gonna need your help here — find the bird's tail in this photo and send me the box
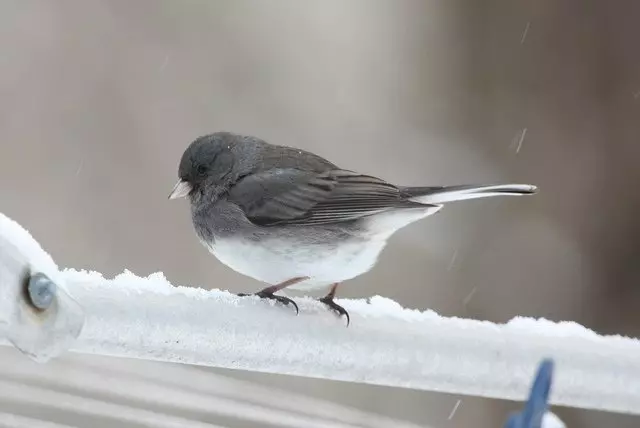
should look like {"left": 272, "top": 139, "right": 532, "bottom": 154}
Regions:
{"left": 402, "top": 184, "right": 537, "bottom": 205}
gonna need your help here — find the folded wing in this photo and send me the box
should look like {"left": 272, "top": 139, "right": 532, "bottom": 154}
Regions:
{"left": 227, "top": 168, "right": 431, "bottom": 226}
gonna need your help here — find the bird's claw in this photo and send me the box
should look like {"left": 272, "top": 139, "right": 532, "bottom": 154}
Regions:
{"left": 319, "top": 296, "right": 350, "bottom": 327}
{"left": 238, "top": 291, "right": 299, "bottom": 315}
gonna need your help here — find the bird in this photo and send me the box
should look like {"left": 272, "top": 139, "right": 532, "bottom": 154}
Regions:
{"left": 169, "top": 132, "right": 537, "bottom": 325}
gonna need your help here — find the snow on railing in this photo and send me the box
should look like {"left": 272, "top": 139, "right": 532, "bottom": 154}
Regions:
{"left": 1, "top": 211, "right": 639, "bottom": 418}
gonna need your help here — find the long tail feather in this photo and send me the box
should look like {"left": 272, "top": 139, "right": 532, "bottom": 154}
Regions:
{"left": 402, "top": 184, "right": 537, "bottom": 204}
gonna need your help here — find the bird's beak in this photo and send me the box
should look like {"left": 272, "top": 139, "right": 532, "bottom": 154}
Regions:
{"left": 168, "top": 180, "right": 192, "bottom": 200}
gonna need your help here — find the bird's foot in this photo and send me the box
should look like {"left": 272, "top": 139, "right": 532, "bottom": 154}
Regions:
{"left": 318, "top": 295, "right": 350, "bottom": 327}
{"left": 238, "top": 289, "right": 299, "bottom": 315}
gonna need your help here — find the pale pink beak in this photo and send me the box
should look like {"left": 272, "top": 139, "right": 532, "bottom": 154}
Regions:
{"left": 168, "top": 180, "right": 192, "bottom": 199}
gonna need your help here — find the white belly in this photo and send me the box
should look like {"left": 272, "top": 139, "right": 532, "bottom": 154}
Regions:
{"left": 202, "top": 205, "right": 442, "bottom": 293}
{"left": 204, "top": 236, "right": 388, "bottom": 291}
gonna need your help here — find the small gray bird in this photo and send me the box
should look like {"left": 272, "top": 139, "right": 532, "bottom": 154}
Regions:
{"left": 169, "top": 132, "right": 537, "bottom": 325}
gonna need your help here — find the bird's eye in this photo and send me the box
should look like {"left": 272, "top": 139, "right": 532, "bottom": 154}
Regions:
{"left": 196, "top": 165, "right": 207, "bottom": 175}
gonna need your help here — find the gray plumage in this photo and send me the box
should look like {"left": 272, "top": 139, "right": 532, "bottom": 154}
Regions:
{"left": 169, "top": 131, "right": 537, "bottom": 313}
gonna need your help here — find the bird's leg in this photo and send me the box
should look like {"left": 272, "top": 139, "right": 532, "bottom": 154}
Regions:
{"left": 318, "top": 283, "right": 350, "bottom": 326}
{"left": 237, "top": 276, "right": 309, "bottom": 315}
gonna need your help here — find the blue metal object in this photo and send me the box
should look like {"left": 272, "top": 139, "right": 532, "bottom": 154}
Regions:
{"left": 27, "top": 272, "right": 57, "bottom": 310}
{"left": 504, "top": 359, "right": 555, "bottom": 428}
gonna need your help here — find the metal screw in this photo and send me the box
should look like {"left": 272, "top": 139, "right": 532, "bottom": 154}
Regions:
{"left": 27, "top": 272, "right": 57, "bottom": 310}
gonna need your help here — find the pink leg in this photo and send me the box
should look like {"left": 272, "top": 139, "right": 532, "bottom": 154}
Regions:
{"left": 318, "top": 283, "right": 350, "bottom": 326}
{"left": 238, "top": 276, "right": 309, "bottom": 314}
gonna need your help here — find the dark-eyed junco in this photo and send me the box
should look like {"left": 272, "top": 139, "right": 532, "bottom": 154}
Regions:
{"left": 169, "top": 132, "right": 537, "bottom": 325}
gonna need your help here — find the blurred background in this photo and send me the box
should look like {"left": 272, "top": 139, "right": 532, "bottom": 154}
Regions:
{"left": 1, "top": 0, "right": 639, "bottom": 426}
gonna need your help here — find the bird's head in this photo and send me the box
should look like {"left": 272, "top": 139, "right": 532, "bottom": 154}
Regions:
{"left": 169, "top": 132, "right": 242, "bottom": 203}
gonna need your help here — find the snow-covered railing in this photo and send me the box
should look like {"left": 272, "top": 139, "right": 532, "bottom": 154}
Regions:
{"left": 1, "top": 211, "right": 639, "bottom": 418}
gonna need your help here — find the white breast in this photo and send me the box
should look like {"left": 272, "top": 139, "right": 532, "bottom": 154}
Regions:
{"left": 204, "top": 236, "right": 388, "bottom": 291}
{"left": 203, "top": 205, "right": 442, "bottom": 293}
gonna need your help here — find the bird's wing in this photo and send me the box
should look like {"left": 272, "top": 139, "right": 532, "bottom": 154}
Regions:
{"left": 226, "top": 168, "right": 431, "bottom": 226}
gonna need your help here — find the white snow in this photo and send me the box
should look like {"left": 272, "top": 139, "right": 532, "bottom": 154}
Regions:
{"left": 1, "top": 211, "right": 640, "bottom": 417}
{"left": 0, "top": 213, "right": 84, "bottom": 362}
{"left": 542, "top": 412, "right": 566, "bottom": 428}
